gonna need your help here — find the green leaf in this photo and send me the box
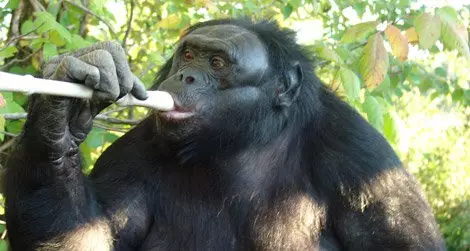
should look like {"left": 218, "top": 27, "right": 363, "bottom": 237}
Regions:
{"left": 0, "top": 239, "right": 8, "bottom": 251}
{"left": 339, "top": 67, "right": 361, "bottom": 101}
{"left": 104, "top": 132, "right": 119, "bottom": 143}
{"left": 5, "top": 0, "right": 20, "bottom": 9}
{"left": 359, "top": 33, "right": 389, "bottom": 89}
{"left": 312, "top": 43, "right": 344, "bottom": 64}
{"left": 439, "top": 17, "right": 470, "bottom": 60}
{"left": 436, "top": 6, "right": 459, "bottom": 23}
{"left": 85, "top": 128, "right": 106, "bottom": 148}
{"left": 0, "top": 100, "right": 24, "bottom": 114}
{"left": 341, "top": 21, "right": 378, "bottom": 43}
{"left": 414, "top": 13, "right": 441, "bottom": 49}
{"left": 383, "top": 113, "right": 397, "bottom": 143}
{"left": 452, "top": 88, "right": 464, "bottom": 102}
{"left": 21, "top": 20, "right": 35, "bottom": 34}
{"left": 49, "top": 30, "right": 66, "bottom": 46}
{"left": 0, "top": 46, "right": 18, "bottom": 59}
{"left": 352, "top": 3, "right": 367, "bottom": 18}
{"left": 43, "top": 42, "right": 58, "bottom": 61}
{"left": 33, "top": 11, "right": 72, "bottom": 42}
{"left": 0, "top": 116, "right": 5, "bottom": 142}
{"left": 6, "top": 120, "right": 24, "bottom": 135}
{"left": 434, "top": 67, "right": 447, "bottom": 78}
{"left": 363, "top": 95, "right": 384, "bottom": 132}
{"left": 281, "top": 4, "right": 293, "bottom": 19}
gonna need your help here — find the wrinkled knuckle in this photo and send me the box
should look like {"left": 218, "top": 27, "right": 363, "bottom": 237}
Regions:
{"left": 104, "top": 41, "right": 125, "bottom": 54}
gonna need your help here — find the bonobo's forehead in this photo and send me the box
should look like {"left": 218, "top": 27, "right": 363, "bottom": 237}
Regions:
{"left": 183, "top": 24, "right": 269, "bottom": 80}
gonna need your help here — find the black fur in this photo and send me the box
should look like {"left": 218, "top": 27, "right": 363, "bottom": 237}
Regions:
{"left": 5, "top": 19, "right": 445, "bottom": 250}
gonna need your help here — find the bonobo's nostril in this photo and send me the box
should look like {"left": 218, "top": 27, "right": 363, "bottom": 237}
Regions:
{"left": 185, "top": 76, "right": 195, "bottom": 84}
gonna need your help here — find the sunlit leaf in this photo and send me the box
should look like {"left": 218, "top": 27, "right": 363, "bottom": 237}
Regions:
{"left": 359, "top": 33, "right": 389, "bottom": 89}
{"left": 436, "top": 6, "right": 459, "bottom": 23}
{"left": 405, "top": 27, "right": 419, "bottom": 44}
{"left": 5, "top": 0, "right": 20, "bottom": 9}
{"left": 312, "top": 43, "right": 344, "bottom": 64}
{"left": 0, "top": 46, "right": 18, "bottom": 60}
{"left": 363, "top": 95, "right": 383, "bottom": 132}
{"left": 385, "top": 24, "right": 408, "bottom": 61}
{"left": 33, "top": 11, "right": 72, "bottom": 42}
{"left": 341, "top": 21, "right": 378, "bottom": 43}
{"left": 281, "top": 4, "right": 293, "bottom": 19}
{"left": 49, "top": 30, "right": 67, "bottom": 46}
{"left": 0, "top": 116, "right": 5, "bottom": 142}
{"left": 383, "top": 113, "right": 397, "bottom": 143}
{"left": 20, "top": 20, "right": 35, "bottom": 35}
{"left": 156, "top": 14, "right": 182, "bottom": 30}
{"left": 414, "top": 13, "right": 441, "bottom": 49}
{"left": 439, "top": 16, "right": 470, "bottom": 60}
{"left": 43, "top": 42, "right": 58, "bottom": 61}
{"left": 339, "top": 67, "right": 361, "bottom": 101}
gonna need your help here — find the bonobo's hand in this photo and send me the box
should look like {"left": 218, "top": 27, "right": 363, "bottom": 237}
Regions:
{"left": 24, "top": 41, "right": 147, "bottom": 159}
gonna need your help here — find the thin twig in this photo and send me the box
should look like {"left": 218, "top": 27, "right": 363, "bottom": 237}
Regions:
{"left": 30, "top": 0, "right": 46, "bottom": 12}
{"left": 78, "top": 0, "right": 89, "bottom": 37}
{"left": 9, "top": 0, "right": 25, "bottom": 38}
{"left": 2, "top": 112, "right": 142, "bottom": 125}
{"left": 0, "top": 49, "right": 40, "bottom": 70}
{"left": 63, "top": 0, "right": 116, "bottom": 37}
{"left": 0, "top": 138, "right": 16, "bottom": 152}
{"left": 93, "top": 123, "right": 129, "bottom": 133}
{"left": 1, "top": 25, "right": 43, "bottom": 50}
{"left": 122, "top": 0, "right": 135, "bottom": 49}
{"left": 0, "top": 131, "right": 18, "bottom": 137}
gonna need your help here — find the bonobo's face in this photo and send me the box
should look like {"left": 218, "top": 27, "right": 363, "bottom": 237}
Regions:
{"left": 157, "top": 24, "right": 273, "bottom": 138}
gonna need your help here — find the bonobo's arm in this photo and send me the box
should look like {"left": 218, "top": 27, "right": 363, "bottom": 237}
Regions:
{"left": 4, "top": 42, "right": 148, "bottom": 250}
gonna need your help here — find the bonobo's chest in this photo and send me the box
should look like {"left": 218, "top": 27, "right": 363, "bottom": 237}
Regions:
{"left": 139, "top": 186, "right": 325, "bottom": 250}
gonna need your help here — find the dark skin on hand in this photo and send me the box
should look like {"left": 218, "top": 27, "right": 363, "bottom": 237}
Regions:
{"left": 4, "top": 19, "right": 446, "bottom": 251}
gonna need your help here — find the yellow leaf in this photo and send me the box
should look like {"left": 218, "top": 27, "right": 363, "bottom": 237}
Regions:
{"left": 405, "top": 27, "right": 419, "bottom": 44}
{"left": 156, "top": 14, "right": 182, "bottom": 30}
{"left": 414, "top": 13, "right": 441, "bottom": 49}
{"left": 359, "top": 33, "right": 389, "bottom": 89}
{"left": 385, "top": 24, "right": 409, "bottom": 61}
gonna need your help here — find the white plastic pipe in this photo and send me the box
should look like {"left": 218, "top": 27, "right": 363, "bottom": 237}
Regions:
{"left": 0, "top": 71, "right": 174, "bottom": 111}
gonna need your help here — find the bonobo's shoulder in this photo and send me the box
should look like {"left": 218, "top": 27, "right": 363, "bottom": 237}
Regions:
{"left": 90, "top": 116, "right": 159, "bottom": 177}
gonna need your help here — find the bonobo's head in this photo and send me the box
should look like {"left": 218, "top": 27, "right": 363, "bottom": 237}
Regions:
{"left": 154, "top": 19, "right": 320, "bottom": 156}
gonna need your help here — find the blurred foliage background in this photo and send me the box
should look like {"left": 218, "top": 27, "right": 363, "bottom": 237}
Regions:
{"left": 0, "top": 0, "right": 469, "bottom": 250}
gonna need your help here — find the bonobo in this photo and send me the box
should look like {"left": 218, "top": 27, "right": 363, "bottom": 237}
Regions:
{"left": 5, "top": 18, "right": 445, "bottom": 250}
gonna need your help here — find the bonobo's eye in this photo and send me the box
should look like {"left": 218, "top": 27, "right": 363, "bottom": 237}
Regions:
{"left": 210, "top": 56, "right": 226, "bottom": 70}
{"left": 183, "top": 49, "right": 194, "bottom": 61}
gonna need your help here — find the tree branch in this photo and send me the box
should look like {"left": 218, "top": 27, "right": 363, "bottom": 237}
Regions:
{"left": 63, "top": 0, "right": 116, "bottom": 37}
{"left": 0, "top": 49, "right": 40, "bottom": 70}
{"left": 122, "top": 0, "right": 135, "bottom": 50}
{"left": 2, "top": 113, "right": 142, "bottom": 125}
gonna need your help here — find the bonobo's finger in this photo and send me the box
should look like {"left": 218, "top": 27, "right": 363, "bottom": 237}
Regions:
{"left": 49, "top": 56, "right": 100, "bottom": 87}
{"left": 77, "top": 50, "right": 120, "bottom": 101}
{"left": 96, "top": 42, "right": 134, "bottom": 96}
{"left": 130, "top": 75, "right": 148, "bottom": 100}
{"left": 68, "top": 41, "right": 134, "bottom": 96}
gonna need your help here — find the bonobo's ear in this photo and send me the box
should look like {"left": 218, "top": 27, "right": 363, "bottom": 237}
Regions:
{"left": 275, "top": 61, "right": 303, "bottom": 108}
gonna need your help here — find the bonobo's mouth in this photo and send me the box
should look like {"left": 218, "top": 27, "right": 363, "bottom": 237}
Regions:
{"left": 158, "top": 95, "right": 195, "bottom": 121}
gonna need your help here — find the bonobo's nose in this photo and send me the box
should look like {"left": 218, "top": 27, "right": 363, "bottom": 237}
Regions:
{"left": 178, "top": 68, "right": 201, "bottom": 85}
{"left": 179, "top": 74, "right": 195, "bottom": 84}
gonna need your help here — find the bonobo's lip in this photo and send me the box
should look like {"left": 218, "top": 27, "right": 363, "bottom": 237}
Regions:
{"left": 158, "top": 94, "right": 195, "bottom": 121}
